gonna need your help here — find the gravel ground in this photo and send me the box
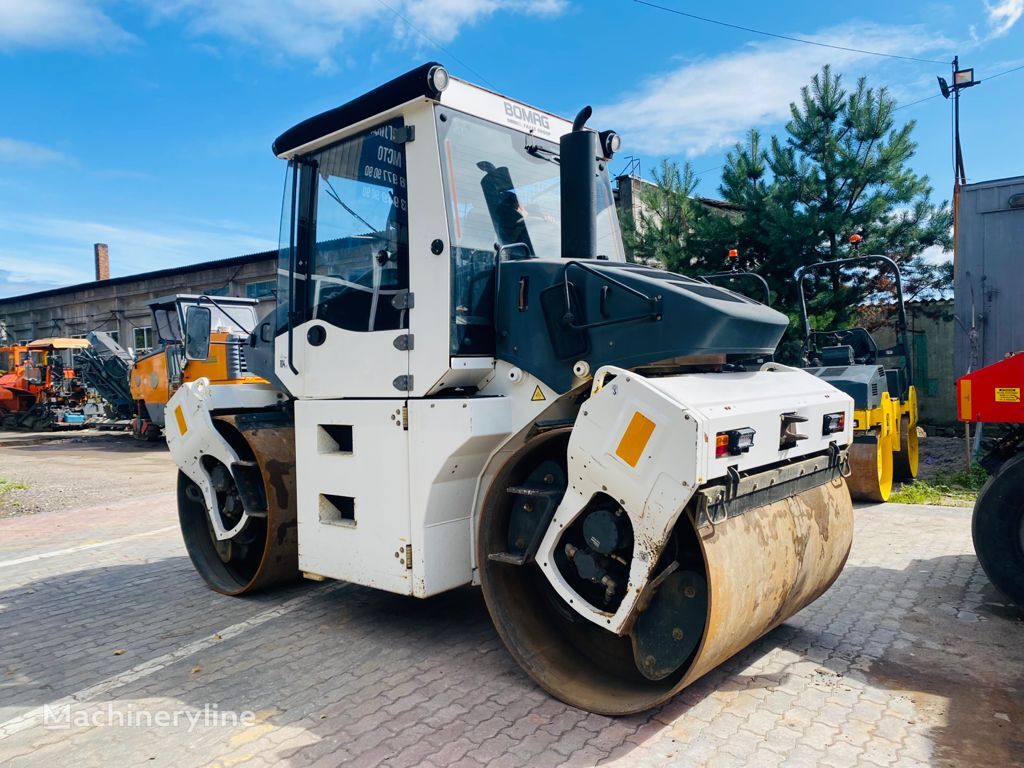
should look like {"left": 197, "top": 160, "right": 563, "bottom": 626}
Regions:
{"left": 0, "top": 432, "right": 176, "bottom": 518}
{"left": 915, "top": 433, "right": 972, "bottom": 481}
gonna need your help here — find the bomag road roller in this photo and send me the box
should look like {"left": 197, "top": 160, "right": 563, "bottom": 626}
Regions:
{"left": 796, "top": 252, "right": 919, "bottom": 502}
{"left": 164, "top": 63, "right": 856, "bottom": 715}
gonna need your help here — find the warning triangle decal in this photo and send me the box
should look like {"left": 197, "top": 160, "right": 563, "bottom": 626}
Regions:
{"left": 531, "top": 386, "right": 546, "bottom": 402}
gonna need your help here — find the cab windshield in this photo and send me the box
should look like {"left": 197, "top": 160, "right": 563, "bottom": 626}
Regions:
{"left": 436, "top": 107, "right": 624, "bottom": 355}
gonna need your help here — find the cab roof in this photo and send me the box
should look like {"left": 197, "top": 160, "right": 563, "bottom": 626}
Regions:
{"left": 27, "top": 338, "right": 90, "bottom": 350}
{"left": 273, "top": 62, "right": 443, "bottom": 157}
{"left": 145, "top": 294, "right": 260, "bottom": 308}
{"left": 272, "top": 61, "right": 574, "bottom": 158}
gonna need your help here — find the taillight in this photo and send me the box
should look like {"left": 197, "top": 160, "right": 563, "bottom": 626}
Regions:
{"left": 822, "top": 412, "right": 845, "bottom": 435}
{"left": 716, "top": 427, "right": 756, "bottom": 457}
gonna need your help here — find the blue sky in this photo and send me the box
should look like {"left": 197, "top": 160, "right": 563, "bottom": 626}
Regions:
{"left": 1, "top": 0, "right": 1021, "bottom": 297}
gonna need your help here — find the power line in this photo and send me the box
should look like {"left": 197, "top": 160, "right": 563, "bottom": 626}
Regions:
{"left": 986, "top": 62, "right": 1024, "bottom": 81}
{"left": 894, "top": 93, "right": 942, "bottom": 111}
{"left": 894, "top": 61, "right": 1024, "bottom": 111}
{"left": 689, "top": 60, "right": 1024, "bottom": 182}
{"left": 373, "top": 0, "right": 497, "bottom": 89}
{"left": 694, "top": 164, "right": 724, "bottom": 177}
{"left": 633, "top": 0, "right": 949, "bottom": 65}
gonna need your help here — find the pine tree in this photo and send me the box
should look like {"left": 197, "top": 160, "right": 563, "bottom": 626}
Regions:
{"left": 624, "top": 65, "right": 953, "bottom": 362}
{"left": 620, "top": 159, "right": 706, "bottom": 272}
{"left": 770, "top": 66, "right": 951, "bottom": 327}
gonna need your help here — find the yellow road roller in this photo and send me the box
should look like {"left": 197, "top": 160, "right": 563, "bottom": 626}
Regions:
{"left": 164, "top": 63, "right": 856, "bottom": 714}
{"left": 797, "top": 254, "right": 919, "bottom": 501}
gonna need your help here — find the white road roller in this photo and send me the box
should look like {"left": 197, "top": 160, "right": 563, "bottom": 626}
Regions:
{"left": 166, "top": 63, "right": 855, "bottom": 715}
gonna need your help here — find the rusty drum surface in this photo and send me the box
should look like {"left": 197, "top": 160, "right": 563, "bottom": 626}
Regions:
{"left": 221, "top": 414, "right": 299, "bottom": 593}
{"left": 478, "top": 437, "right": 854, "bottom": 716}
{"left": 177, "top": 414, "right": 298, "bottom": 596}
{"left": 847, "top": 433, "right": 893, "bottom": 502}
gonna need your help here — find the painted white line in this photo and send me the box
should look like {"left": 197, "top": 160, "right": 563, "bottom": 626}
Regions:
{"left": 0, "top": 526, "right": 178, "bottom": 570}
{"left": 0, "top": 582, "right": 345, "bottom": 738}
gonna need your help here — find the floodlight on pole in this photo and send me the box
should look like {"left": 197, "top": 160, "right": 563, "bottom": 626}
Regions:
{"left": 939, "top": 56, "right": 981, "bottom": 187}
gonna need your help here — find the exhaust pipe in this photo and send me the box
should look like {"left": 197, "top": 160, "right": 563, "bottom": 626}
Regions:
{"left": 559, "top": 106, "right": 599, "bottom": 260}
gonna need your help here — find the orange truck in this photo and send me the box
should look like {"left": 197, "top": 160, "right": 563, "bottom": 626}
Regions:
{"left": 0, "top": 338, "right": 90, "bottom": 430}
{"left": 129, "top": 295, "right": 264, "bottom": 439}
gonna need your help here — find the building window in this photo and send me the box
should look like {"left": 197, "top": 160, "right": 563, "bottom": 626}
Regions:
{"left": 245, "top": 280, "right": 276, "bottom": 299}
{"left": 206, "top": 286, "right": 230, "bottom": 297}
{"left": 134, "top": 326, "right": 154, "bottom": 353}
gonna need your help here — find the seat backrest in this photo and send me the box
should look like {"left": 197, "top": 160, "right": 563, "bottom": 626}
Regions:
{"left": 820, "top": 345, "right": 855, "bottom": 366}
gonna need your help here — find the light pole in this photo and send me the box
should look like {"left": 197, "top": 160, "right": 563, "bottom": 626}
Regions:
{"left": 937, "top": 56, "right": 980, "bottom": 187}
{"left": 938, "top": 57, "right": 980, "bottom": 467}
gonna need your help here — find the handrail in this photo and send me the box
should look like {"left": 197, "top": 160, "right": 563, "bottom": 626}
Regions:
{"left": 794, "top": 254, "right": 911, "bottom": 385}
{"left": 700, "top": 270, "right": 772, "bottom": 306}
{"left": 560, "top": 261, "right": 662, "bottom": 331}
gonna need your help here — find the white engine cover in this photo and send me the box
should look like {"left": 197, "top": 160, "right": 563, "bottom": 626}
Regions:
{"left": 535, "top": 363, "right": 853, "bottom": 634}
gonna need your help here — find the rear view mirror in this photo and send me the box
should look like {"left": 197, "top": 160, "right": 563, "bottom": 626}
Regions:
{"left": 184, "top": 306, "right": 212, "bottom": 361}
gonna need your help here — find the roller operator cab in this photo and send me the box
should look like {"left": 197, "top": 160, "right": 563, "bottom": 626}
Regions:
{"left": 165, "top": 63, "right": 855, "bottom": 714}
{"left": 128, "top": 295, "right": 266, "bottom": 439}
{"left": 797, "top": 255, "right": 920, "bottom": 502}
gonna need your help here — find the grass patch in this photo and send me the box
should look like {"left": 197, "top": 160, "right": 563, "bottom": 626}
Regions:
{"left": 889, "top": 464, "right": 989, "bottom": 505}
{"left": 0, "top": 477, "right": 27, "bottom": 496}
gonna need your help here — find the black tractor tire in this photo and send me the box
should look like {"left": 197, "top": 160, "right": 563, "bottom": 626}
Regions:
{"left": 972, "top": 451, "right": 1024, "bottom": 607}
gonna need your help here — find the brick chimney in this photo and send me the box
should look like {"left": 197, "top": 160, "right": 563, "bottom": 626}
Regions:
{"left": 94, "top": 243, "right": 110, "bottom": 281}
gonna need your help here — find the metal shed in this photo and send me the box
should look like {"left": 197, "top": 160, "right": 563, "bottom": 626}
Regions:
{"left": 954, "top": 174, "right": 1024, "bottom": 376}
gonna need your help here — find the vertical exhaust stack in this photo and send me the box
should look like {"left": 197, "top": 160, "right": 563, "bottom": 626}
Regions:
{"left": 94, "top": 243, "right": 110, "bottom": 281}
{"left": 559, "top": 107, "right": 599, "bottom": 260}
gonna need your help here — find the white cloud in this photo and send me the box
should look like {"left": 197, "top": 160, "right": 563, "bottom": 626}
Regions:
{"left": 0, "top": 138, "right": 75, "bottom": 166}
{"left": 985, "top": 0, "right": 1024, "bottom": 36}
{"left": 0, "top": 0, "right": 135, "bottom": 51}
{"left": 142, "top": 0, "right": 567, "bottom": 68}
{"left": 597, "top": 23, "right": 950, "bottom": 158}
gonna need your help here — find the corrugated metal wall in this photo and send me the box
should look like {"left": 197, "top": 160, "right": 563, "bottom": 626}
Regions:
{"left": 866, "top": 300, "right": 957, "bottom": 426}
{"left": 954, "top": 175, "right": 1024, "bottom": 375}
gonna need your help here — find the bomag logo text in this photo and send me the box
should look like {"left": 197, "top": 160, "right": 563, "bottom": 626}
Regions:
{"left": 503, "top": 102, "right": 550, "bottom": 130}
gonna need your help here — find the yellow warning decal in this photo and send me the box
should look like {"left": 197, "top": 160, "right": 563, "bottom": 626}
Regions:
{"left": 958, "top": 378, "right": 972, "bottom": 420}
{"left": 616, "top": 411, "right": 656, "bottom": 468}
{"left": 174, "top": 404, "right": 188, "bottom": 435}
{"left": 995, "top": 387, "right": 1021, "bottom": 403}
{"left": 531, "top": 386, "right": 546, "bottom": 402}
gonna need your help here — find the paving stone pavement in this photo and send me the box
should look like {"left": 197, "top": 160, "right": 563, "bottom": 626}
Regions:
{"left": 1, "top": 495, "right": 1022, "bottom": 767}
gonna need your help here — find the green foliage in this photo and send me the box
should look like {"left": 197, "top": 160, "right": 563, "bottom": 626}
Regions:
{"left": 889, "top": 464, "right": 989, "bottom": 506}
{"left": 621, "top": 65, "right": 953, "bottom": 363}
{"left": 620, "top": 159, "right": 706, "bottom": 272}
{"left": 0, "top": 477, "right": 26, "bottom": 496}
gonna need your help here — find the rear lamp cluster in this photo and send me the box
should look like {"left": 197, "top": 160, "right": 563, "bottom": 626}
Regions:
{"left": 822, "top": 412, "right": 845, "bottom": 435}
{"left": 715, "top": 427, "right": 756, "bottom": 458}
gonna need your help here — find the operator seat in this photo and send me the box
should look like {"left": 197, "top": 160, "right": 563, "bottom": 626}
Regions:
{"left": 820, "top": 345, "right": 855, "bottom": 366}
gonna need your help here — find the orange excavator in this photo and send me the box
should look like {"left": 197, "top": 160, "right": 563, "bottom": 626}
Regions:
{"left": 0, "top": 338, "right": 90, "bottom": 430}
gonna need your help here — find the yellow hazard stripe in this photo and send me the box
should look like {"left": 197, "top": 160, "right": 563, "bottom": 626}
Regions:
{"left": 616, "top": 411, "right": 655, "bottom": 468}
{"left": 174, "top": 404, "right": 188, "bottom": 436}
{"left": 959, "top": 378, "right": 972, "bottom": 420}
